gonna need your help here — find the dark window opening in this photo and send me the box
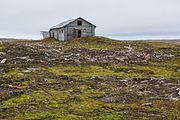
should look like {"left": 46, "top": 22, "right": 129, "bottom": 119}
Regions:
{"left": 78, "top": 30, "right": 81, "bottom": 38}
{"left": 77, "top": 21, "right": 82, "bottom": 26}
{"left": 62, "top": 30, "right": 63, "bottom": 33}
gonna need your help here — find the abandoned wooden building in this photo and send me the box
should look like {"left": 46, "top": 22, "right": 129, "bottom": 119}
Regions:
{"left": 41, "top": 17, "right": 96, "bottom": 41}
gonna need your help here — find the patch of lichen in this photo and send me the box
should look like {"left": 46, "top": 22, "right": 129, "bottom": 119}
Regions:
{"left": 0, "top": 68, "right": 30, "bottom": 88}
{"left": 0, "top": 66, "right": 124, "bottom": 119}
{"left": 2, "top": 91, "right": 178, "bottom": 119}
{"left": 44, "top": 63, "right": 179, "bottom": 79}
{"left": 130, "top": 65, "right": 179, "bottom": 78}
{"left": 0, "top": 85, "right": 124, "bottom": 119}
{"left": 44, "top": 64, "right": 146, "bottom": 79}
{"left": 121, "top": 100, "right": 180, "bottom": 119}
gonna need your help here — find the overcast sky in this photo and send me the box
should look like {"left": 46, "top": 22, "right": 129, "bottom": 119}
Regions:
{"left": 0, "top": 0, "right": 180, "bottom": 39}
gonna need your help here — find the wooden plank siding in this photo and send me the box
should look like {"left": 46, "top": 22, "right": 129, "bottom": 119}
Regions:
{"left": 43, "top": 17, "right": 96, "bottom": 41}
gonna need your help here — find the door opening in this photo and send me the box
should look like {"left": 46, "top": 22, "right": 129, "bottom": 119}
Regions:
{"left": 77, "top": 30, "right": 81, "bottom": 38}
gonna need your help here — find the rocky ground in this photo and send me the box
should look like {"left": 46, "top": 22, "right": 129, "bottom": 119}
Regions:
{"left": 0, "top": 37, "right": 180, "bottom": 119}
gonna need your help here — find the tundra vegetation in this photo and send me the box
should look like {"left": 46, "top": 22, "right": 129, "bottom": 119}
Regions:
{"left": 0, "top": 37, "right": 180, "bottom": 120}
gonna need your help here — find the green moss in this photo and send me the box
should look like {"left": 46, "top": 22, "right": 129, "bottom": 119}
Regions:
{"left": 154, "top": 58, "right": 180, "bottom": 67}
{"left": 0, "top": 88, "right": 124, "bottom": 119}
{"left": 0, "top": 43, "right": 5, "bottom": 52}
{"left": 134, "top": 65, "right": 179, "bottom": 78}
{"left": 0, "top": 68, "right": 33, "bottom": 88}
{"left": 93, "top": 112, "right": 124, "bottom": 120}
{"left": 144, "top": 42, "right": 179, "bottom": 48}
{"left": 45, "top": 64, "right": 178, "bottom": 79}
{"left": 104, "top": 100, "right": 180, "bottom": 120}
{"left": 110, "top": 64, "right": 180, "bottom": 78}
{"left": 0, "top": 94, "right": 32, "bottom": 109}
{"left": 5, "top": 68, "right": 22, "bottom": 76}
{"left": 24, "top": 112, "right": 55, "bottom": 120}
{"left": 44, "top": 65, "right": 145, "bottom": 79}
{"left": 0, "top": 47, "right": 3, "bottom": 52}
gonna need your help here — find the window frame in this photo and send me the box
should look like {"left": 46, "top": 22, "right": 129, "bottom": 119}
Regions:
{"left": 77, "top": 21, "right": 82, "bottom": 26}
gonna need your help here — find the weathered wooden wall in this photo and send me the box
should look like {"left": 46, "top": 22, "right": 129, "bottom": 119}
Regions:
{"left": 42, "top": 32, "right": 50, "bottom": 39}
{"left": 66, "top": 18, "right": 95, "bottom": 40}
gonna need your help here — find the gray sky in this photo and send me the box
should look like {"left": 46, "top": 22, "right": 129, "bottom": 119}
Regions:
{"left": 0, "top": 0, "right": 180, "bottom": 39}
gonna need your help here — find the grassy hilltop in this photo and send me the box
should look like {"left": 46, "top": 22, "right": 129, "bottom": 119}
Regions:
{"left": 0, "top": 37, "right": 180, "bottom": 119}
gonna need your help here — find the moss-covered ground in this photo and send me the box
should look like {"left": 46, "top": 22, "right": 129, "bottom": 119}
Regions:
{"left": 0, "top": 37, "right": 180, "bottom": 119}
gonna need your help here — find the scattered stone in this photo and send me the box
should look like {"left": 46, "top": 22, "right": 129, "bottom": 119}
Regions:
{"left": 101, "top": 97, "right": 119, "bottom": 103}
{"left": 142, "top": 103, "right": 153, "bottom": 107}
{"left": 90, "top": 76, "right": 106, "bottom": 81}
{"left": 120, "top": 79, "right": 128, "bottom": 82}
{"left": 13, "top": 86, "right": 30, "bottom": 89}
{"left": 0, "top": 58, "right": 7, "bottom": 64}
{"left": 170, "top": 98, "right": 179, "bottom": 101}
{"left": 27, "top": 59, "right": 34, "bottom": 62}
{"left": 16, "top": 56, "right": 30, "bottom": 60}
{"left": 124, "top": 45, "right": 133, "bottom": 51}
{"left": 23, "top": 70, "right": 30, "bottom": 73}
{"left": 70, "top": 90, "right": 82, "bottom": 94}
{"left": 0, "top": 52, "right": 6, "bottom": 55}
{"left": 8, "top": 85, "right": 13, "bottom": 88}
{"left": 17, "top": 73, "right": 24, "bottom": 76}
{"left": 27, "top": 68, "right": 40, "bottom": 71}
{"left": 164, "top": 54, "right": 174, "bottom": 58}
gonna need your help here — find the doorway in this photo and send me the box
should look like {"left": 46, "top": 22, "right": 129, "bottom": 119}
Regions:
{"left": 77, "top": 30, "right": 81, "bottom": 38}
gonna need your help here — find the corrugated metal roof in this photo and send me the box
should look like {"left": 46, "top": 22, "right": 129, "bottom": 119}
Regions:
{"left": 50, "top": 19, "right": 75, "bottom": 29}
{"left": 74, "top": 27, "right": 87, "bottom": 30}
{"left": 50, "top": 17, "right": 96, "bottom": 30}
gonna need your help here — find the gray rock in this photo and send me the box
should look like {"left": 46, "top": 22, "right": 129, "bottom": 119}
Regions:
{"left": 70, "top": 90, "right": 82, "bottom": 94}
{"left": 142, "top": 103, "right": 153, "bottom": 107}
{"left": 90, "top": 76, "right": 106, "bottom": 81}
{"left": 27, "top": 68, "right": 40, "bottom": 71}
{"left": 0, "top": 58, "right": 7, "bottom": 64}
